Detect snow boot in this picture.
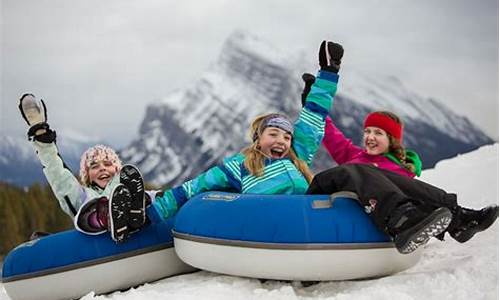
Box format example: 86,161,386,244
74,197,108,234
119,164,146,230
448,205,499,243
109,184,132,243
387,203,452,254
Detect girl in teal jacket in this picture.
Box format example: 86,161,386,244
153,41,343,220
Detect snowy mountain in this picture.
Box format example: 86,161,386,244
2,31,493,188
2,144,496,300
121,31,493,187
0,131,103,186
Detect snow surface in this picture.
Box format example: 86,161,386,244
1,144,498,300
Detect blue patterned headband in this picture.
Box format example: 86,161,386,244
253,114,294,141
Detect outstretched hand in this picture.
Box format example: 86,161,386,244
319,41,344,73
19,93,56,143
301,73,316,107
19,93,47,127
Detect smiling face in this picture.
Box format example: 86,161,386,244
87,160,119,188
257,127,292,159
363,126,390,155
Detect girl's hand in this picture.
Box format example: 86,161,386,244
300,73,316,107
318,41,344,73
19,93,57,143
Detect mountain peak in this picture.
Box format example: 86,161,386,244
119,31,492,187
217,30,291,80
221,30,287,64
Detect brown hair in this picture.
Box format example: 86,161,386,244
372,111,416,174
241,113,314,183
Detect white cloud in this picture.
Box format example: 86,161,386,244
1,0,498,145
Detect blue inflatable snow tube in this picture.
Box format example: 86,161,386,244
174,192,390,243
2,209,175,282
172,192,417,281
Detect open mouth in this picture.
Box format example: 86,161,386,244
270,148,286,159
98,174,111,180
365,142,378,150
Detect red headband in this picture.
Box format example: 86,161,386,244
364,112,403,141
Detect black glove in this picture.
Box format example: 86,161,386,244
301,73,316,107
318,41,344,73
27,122,57,143
19,93,56,143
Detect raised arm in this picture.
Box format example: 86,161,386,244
293,41,343,165
300,49,364,165
19,94,85,218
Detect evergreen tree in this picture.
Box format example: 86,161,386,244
0,182,72,258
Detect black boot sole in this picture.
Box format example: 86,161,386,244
395,207,452,254
453,205,499,243
109,185,131,243
120,165,146,230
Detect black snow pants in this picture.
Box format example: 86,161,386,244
306,164,458,234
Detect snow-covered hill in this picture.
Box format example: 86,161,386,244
121,31,493,187
1,144,496,300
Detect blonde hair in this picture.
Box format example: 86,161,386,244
374,111,416,174
241,113,314,183
79,144,122,187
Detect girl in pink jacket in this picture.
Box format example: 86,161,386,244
322,113,421,178
300,74,498,254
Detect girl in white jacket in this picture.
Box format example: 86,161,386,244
19,94,150,243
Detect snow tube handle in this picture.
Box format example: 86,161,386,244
311,191,359,209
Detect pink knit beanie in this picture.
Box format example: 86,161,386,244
79,144,122,186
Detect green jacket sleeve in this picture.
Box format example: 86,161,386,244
406,150,422,177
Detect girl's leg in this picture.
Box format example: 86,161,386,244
374,167,458,211
75,187,152,243
308,164,452,254
308,164,419,229
375,167,498,242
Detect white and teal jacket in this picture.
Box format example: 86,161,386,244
31,141,121,219
153,70,339,220
33,141,160,235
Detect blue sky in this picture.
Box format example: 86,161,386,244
1,0,498,146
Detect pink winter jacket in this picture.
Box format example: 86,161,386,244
322,116,416,178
